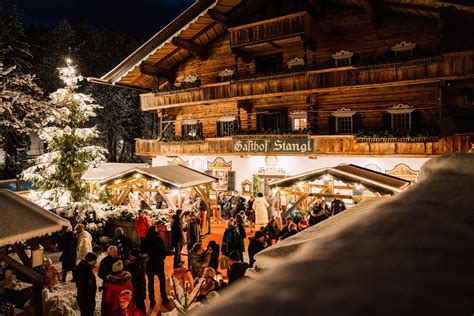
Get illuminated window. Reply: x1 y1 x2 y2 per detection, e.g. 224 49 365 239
289 111 307 131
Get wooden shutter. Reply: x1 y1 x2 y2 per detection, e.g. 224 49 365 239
257 113 264 131
352 113 362 133
216 122 222 137
227 171 236 191
280 110 288 131
382 112 391 131
197 123 203 137
411 110 420 132
328 115 336 134
233 119 239 134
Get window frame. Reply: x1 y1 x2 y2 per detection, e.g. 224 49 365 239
289 111 308 131
331 108 356 135
181 118 202 137
217 115 237 137
387 104 415 132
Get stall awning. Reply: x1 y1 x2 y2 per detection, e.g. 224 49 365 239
0 190 71 247
82 163 149 182
269 164 411 194
98 164 217 189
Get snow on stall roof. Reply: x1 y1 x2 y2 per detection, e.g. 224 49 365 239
270 164 411 194
197 153 474 315
98 164 217 189
0 190 70 247
81 163 148 181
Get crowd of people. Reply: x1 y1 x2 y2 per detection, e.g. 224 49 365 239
41 190 347 315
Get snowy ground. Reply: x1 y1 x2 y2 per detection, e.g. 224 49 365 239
48 251 103 316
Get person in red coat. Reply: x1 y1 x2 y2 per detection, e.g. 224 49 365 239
110 290 144 316
134 209 150 243
103 260 133 316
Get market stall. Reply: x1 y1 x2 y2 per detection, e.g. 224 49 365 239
0 189 71 315
269 164 411 218
94 164 217 239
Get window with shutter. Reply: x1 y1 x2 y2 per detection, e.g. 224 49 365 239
330 108 357 134
386 104 415 133
227 171 236 191
216 117 237 137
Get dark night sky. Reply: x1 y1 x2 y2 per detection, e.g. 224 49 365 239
16 0 195 40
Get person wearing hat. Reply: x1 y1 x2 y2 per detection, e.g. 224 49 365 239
227 250 249 284
103 260 133 315
110 289 144 316
248 231 267 268
74 252 97 315
141 225 169 309
125 249 147 314
298 218 309 231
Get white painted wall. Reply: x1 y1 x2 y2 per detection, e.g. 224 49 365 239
152 154 430 193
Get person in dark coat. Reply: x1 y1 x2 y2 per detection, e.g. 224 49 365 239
331 194 347 216
185 212 201 268
114 228 133 260
245 195 256 232
282 223 299 240
171 209 184 268
207 240 220 271
125 249 147 314
221 219 243 259
227 250 249 284
141 226 169 308
235 214 246 260
309 198 330 226
248 231 266 268
59 226 76 282
217 192 228 220
98 246 120 285
264 218 281 245
74 252 97 316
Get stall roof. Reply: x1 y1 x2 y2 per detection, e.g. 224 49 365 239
82 163 149 182
98 164 217 189
269 164 411 194
0 190 71 247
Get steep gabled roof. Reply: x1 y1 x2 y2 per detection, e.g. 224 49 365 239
93 0 474 90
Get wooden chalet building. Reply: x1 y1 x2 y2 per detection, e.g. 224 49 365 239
93 0 474 195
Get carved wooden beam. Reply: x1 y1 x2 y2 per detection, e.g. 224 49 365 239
140 63 176 84
362 0 380 29
208 9 229 27
172 37 209 60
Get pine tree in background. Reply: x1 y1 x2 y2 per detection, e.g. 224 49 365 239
0 61 48 178
0 3 46 177
0 4 33 72
22 60 107 209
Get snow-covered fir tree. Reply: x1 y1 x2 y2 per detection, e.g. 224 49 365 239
22 60 107 209
0 61 48 177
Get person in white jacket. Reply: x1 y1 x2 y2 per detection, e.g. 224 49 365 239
254 192 270 227
75 224 93 261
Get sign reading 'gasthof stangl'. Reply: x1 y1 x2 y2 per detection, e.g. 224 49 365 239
233 138 314 153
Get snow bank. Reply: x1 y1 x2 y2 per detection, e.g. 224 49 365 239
197 153 474 315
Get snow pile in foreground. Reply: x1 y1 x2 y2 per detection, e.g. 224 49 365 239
197 153 474 315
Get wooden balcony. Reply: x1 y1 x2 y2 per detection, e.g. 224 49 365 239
140 50 474 111
229 12 314 49
135 134 473 158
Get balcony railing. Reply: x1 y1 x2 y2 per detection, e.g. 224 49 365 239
135 134 473 157
229 12 313 48
140 50 474 111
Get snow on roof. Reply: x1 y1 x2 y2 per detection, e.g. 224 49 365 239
0 190 71 247
269 164 411 194
199 153 474 315
81 163 148 181
98 164 217 189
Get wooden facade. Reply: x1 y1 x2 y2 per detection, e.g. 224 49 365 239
97 0 474 158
